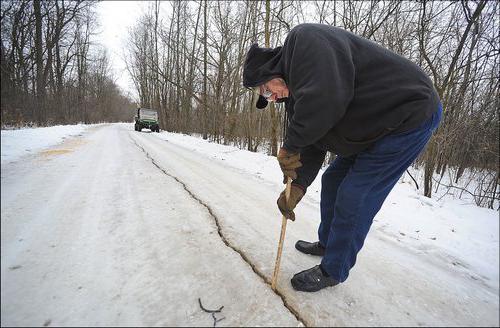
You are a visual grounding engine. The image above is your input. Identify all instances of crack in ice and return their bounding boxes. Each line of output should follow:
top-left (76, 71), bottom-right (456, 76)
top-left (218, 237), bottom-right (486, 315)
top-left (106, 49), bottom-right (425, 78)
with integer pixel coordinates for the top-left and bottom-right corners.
top-left (131, 136), bottom-right (309, 327)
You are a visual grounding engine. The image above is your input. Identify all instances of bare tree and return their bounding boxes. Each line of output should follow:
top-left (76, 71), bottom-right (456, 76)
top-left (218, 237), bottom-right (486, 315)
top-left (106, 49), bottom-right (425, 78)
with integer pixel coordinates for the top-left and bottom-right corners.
top-left (1, 0), bottom-right (134, 127)
top-left (122, 0), bottom-right (498, 208)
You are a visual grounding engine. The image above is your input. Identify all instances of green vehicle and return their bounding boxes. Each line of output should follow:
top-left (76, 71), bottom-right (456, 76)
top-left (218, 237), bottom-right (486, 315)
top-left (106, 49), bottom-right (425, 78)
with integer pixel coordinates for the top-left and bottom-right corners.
top-left (135, 108), bottom-right (160, 132)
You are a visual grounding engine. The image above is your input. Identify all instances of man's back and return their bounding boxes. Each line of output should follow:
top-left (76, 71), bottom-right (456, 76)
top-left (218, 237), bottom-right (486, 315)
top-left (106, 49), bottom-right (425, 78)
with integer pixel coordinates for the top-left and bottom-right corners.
top-left (280, 24), bottom-right (440, 155)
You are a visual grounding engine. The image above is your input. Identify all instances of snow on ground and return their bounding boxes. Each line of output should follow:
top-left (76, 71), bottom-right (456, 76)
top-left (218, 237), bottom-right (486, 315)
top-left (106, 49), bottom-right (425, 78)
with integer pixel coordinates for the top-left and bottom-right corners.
top-left (405, 166), bottom-right (499, 209)
top-left (153, 130), bottom-right (499, 289)
top-left (1, 124), bottom-right (95, 165)
top-left (137, 127), bottom-right (500, 326)
top-left (1, 124), bottom-right (298, 326)
top-left (1, 123), bottom-right (499, 326)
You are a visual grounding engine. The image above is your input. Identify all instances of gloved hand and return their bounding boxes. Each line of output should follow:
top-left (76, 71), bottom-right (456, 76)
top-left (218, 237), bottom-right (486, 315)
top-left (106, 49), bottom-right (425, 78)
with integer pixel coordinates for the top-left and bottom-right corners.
top-left (277, 147), bottom-right (302, 181)
top-left (277, 184), bottom-right (305, 221)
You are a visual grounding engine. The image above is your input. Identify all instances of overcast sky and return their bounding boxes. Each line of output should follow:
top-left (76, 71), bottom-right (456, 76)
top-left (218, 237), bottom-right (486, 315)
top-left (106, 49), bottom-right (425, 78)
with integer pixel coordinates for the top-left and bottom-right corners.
top-left (95, 1), bottom-right (150, 100)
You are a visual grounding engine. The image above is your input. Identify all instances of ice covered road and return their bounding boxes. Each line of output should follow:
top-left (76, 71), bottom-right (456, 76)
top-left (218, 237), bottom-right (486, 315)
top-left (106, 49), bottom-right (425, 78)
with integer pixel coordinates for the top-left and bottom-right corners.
top-left (1, 124), bottom-right (498, 326)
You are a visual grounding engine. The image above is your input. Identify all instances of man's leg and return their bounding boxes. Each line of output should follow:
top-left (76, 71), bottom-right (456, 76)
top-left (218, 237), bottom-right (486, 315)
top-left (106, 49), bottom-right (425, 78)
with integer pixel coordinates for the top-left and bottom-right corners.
top-left (318, 155), bottom-right (355, 247)
top-left (321, 106), bottom-right (442, 283)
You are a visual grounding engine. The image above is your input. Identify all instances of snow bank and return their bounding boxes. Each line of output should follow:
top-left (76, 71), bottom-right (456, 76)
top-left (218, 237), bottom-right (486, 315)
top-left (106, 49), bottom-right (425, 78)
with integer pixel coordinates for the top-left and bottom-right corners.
top-left (1, 124), bottom-right (91, 164)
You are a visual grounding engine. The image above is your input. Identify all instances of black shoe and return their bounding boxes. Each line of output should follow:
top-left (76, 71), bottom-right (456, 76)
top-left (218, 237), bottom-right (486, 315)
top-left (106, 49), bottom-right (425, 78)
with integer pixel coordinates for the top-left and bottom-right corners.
top-left (295, 240), bottom-right (325, 256)
top-left (291, 265), bottom-right (339, 292)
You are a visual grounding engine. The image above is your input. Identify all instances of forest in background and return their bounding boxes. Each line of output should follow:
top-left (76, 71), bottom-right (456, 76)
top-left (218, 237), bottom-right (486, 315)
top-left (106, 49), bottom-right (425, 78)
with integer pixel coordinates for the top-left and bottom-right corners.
top-left (125, 0), bottom-right (498, 207)
top-left (1, 1), bottom-right (498, 207)
top-left (1, 0), bottom-right (135, 126)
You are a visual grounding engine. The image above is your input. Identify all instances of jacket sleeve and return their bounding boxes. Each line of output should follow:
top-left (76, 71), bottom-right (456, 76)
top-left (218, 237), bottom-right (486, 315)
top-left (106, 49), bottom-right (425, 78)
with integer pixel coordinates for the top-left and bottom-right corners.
top-left (293, 144), bottom-right (327, 191)
top-left (282, 27), bottom-right (355, 153)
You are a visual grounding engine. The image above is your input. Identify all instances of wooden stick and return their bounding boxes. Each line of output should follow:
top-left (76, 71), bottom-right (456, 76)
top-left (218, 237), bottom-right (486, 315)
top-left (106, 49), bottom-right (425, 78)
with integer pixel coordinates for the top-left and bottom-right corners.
top-left (271, 177), bottom-right (292, 291)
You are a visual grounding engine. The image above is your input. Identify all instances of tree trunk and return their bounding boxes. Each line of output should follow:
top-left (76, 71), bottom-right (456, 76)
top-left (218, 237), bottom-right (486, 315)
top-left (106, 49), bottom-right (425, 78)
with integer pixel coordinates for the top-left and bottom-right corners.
top-left (264, 0), bottom-right (278, 156)
top-left (34, 0), bottom-right (45, 124)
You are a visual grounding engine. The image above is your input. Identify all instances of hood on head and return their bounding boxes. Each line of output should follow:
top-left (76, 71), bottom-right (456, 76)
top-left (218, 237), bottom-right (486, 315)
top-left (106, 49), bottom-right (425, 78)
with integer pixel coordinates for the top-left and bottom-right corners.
top-left (243, 43), bottom-right (283, 88)
top-left (243, 43), bottom-right (284, 110)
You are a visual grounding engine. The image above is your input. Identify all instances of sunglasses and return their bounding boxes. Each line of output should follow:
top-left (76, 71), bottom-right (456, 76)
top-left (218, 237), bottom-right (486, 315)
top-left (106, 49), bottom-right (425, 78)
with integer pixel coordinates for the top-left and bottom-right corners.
top-left (256, 84), bottom-right (273, 100)
top-left (262, 88), bottom-right (273, 99)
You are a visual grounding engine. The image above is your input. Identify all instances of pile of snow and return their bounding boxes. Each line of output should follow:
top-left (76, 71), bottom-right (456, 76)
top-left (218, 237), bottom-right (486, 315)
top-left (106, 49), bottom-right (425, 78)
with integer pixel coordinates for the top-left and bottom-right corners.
top-left (1, 124), bottom-right (92, 164)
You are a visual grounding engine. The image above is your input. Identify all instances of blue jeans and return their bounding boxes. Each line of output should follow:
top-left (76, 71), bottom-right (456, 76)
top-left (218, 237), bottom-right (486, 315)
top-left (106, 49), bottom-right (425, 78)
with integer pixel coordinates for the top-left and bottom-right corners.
top-left (319, 105), bottom-right (442, 282)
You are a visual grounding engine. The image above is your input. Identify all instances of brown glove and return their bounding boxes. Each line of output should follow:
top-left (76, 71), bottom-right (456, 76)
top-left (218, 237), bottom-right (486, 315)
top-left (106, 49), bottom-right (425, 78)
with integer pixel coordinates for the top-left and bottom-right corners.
top-left (277, 184), bottom-right (305, 221)
top-left (277, 147), bottom-right (302, 181)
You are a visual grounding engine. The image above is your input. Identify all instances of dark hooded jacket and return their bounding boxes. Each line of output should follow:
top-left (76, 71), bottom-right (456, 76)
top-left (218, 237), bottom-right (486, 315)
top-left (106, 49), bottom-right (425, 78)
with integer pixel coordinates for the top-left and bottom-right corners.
top-left (243, 23), bottom-right (440, 190)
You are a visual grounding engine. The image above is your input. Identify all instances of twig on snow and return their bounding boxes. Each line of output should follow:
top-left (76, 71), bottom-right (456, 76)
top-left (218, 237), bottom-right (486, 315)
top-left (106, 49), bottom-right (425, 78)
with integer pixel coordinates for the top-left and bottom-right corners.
top-left (212, 312), bottom-right (225, 327)
top-left (198, 298), bottom-right (225, 327)
top-left (406, 169), bottom-right (419, 190)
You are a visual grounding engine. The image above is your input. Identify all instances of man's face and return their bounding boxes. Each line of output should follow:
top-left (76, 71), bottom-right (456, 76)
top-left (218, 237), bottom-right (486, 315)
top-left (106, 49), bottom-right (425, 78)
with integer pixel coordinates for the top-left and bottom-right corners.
top-left (259, 78), bottom-right (289, 102)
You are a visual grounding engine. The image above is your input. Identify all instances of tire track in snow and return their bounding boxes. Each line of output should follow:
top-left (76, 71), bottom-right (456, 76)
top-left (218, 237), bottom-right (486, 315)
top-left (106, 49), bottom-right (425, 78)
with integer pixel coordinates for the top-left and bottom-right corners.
top-left (131, 136), bottom-right (309, 327)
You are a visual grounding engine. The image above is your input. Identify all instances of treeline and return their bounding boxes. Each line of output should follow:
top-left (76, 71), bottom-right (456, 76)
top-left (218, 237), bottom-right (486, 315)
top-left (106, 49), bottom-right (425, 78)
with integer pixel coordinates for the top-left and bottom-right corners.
top-left (130, 1), bottom-right (498, 207)
top-left (1, 0), bottom-right (135, 127)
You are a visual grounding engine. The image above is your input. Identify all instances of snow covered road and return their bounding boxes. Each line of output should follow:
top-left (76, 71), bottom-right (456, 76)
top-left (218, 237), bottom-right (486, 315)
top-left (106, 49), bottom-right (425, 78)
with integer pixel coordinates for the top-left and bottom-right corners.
top-left (1, 124), bottom-right (498, 326)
